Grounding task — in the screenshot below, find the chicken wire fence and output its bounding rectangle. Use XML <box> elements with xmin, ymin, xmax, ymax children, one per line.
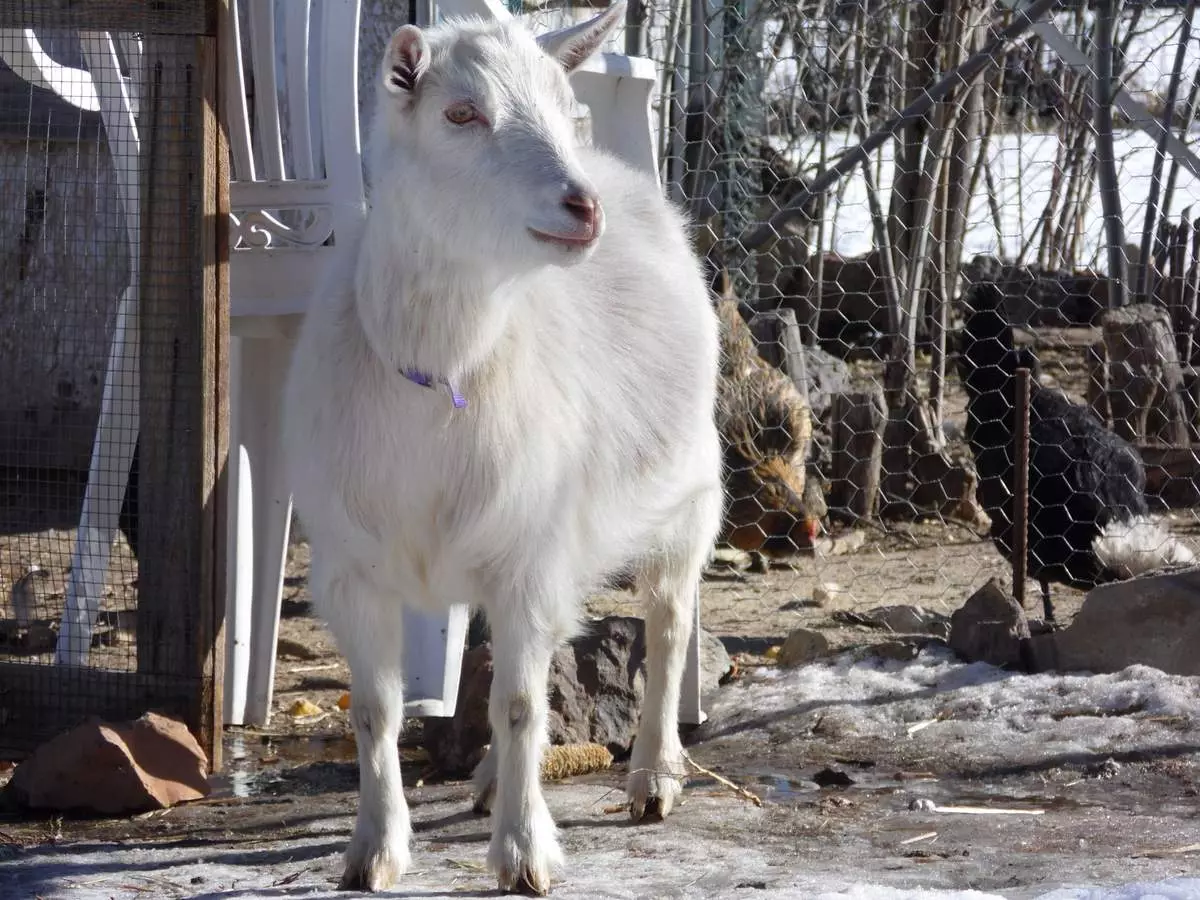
<box><xmin>0</xmin><ymin>2</ymin><xmax>224</xmax><ymax>761</ymax></box>
<box><xmin>515</xmin><ymin>0</ymin><xmax>1200</xmax><ymax>636</ymax></box>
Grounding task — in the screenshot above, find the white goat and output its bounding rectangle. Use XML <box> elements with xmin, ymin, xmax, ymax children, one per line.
<box><xmin>282</xmin><ymin>2</ymin><xmax>723</xmax><ymax>893</ymax></box>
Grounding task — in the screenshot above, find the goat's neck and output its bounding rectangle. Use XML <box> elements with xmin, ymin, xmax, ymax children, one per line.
<box><xmin>353</xmin><ymin>209</ymin><xmax>514</xmax><ymax>382</ymax></box>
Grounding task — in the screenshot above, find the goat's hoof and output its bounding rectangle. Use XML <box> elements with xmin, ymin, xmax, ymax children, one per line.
<box><xmin>498</xmin><ymin>866</ymin><xmax>553</xmax><ymax>896</ymax></box>
<box><xmin>339</xmin><ymin>837</ymin><xmax>410</xmax><ymax>892</ymax></box>
<box><xmin>631</xmin><ymin>796</ymin><xmax>667</xmax><ymax>822</ymax></box>
<box><xmin>472</xmin><ymin>792</ymin><xmax>493</xmax><ymax>816</ymax></box>
<box><xmin>627</xmin><ymin>767</ymin><xmax>682</xmax><ymax>823</ymax></box>
<box><xmin>489</xmin><ymin>807</ymin><xmax>562</xmax><ymax>897</ymax></box>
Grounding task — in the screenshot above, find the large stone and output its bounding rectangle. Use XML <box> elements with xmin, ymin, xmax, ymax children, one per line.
<box><xmin>423</xmin><ymin>616</ymin><xmax>732</xmax><ymax>776</ymax></box>
<box><xmin>801</xmin><ymin>344</ymin><xmax>853</xmax><ymax>421</ymax></box>
<box><xmin>858</xmin><ymin>605</ymin><xmax>951</xmax><ymax>638</ymax></box>
<box><xmin>1031</xmin><ymin>570</ymin><xmax>1200</xmax><ymax>676</ymax></box>
<box><xmin>777</xmin><ymin>627</ymin><xmax>831</xmax><ymax>668</ymax></box>
<box><xmin>423</xmin><ymin>644</ymin><xmax>495</xmax><ymax>777</ymax></box>
<box><xmin>5</xmin><ymin>712</ymin><xmax>210</xmax><ymax>814</ymax></box>
<box><xmin>948</xmin><ymin>579</ymin><xmax>1032</xmax><ymax>669</ymax></box>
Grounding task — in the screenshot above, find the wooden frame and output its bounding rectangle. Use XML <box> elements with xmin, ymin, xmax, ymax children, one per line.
<box><xmin>0</xmin><ymin>1</ymin><xmax>227</xmax><ymax>770</ymax></box>
<box><xmin>0</xmin><ymin>1</ymin><xmax>209</xmax><ymax>34</ymax></box>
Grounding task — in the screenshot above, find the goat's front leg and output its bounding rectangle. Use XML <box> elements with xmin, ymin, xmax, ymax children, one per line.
<box><xmin>319</xmin><ymin>569</ymin><xmax>412</xmax><ymax>892</ymax></box>
<box><xmin>486</xmin><ymin>611</ymin><xmax>561</xmax><ymax>895</ymax></box>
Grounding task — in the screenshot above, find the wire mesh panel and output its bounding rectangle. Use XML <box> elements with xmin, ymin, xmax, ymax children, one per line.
<box><xmin>511</xmin><ymin>0</ymin><xmax>1200</xmax><ymax>642</ymax></box>
<box><xmin>0</xmin><ymin>1</ymin><xmax>225</xmax><ymax>764</ymax></box>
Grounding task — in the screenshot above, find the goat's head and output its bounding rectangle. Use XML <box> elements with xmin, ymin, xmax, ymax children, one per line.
<box><xmin>369</xmin><ymin>3</ymin><xmax>625</xmax><ymax>269</ymax></box>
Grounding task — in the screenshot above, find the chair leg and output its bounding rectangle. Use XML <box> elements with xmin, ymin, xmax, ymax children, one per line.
<box><xmin>403</xmin><ymin>603</ymin><xmax>472</xmax><ymax>718</ymax></box>
<box><xmin>679</xmin><ymin>582</ymin><xmax>707</xmax><ymax>726</ymax></box>
<box><xmin>223</xmin><ymin>335</ymin><xmax>295</xmax><ymax>727</ymax></box>
<box><xmin>56</xmin><ymin>288</ymin><xmax>140</xmax><ymax>667</ymax></box>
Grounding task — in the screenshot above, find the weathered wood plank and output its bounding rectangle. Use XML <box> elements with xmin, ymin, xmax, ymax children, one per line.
<box><xmin>135</xmin><ymin>36</ymin><xmax>213</xmax><ymax>704</ymax></box>
<box><xmin>1139</xmin><ymin>444</ymin><xmax>1200</xmax><ymax>510</ymax></box>
<box><xmin>0</xmin><ymin>1</ymin><xmax>211</xmax><ymax>35</ymax></box>
<box><xmin>196</xmin><ymin>24</ymin><xmax>227</xmax><ymax>772</ymax></box>
<box><xmin>1102</xmin><ymin>303</ymin><xmax>1189</xmax><ymax>445</ymax></box>
<box><xmin>829</xmin><ymin>389</ymin><xmax>886</xmax><ymax>520</ymax></box>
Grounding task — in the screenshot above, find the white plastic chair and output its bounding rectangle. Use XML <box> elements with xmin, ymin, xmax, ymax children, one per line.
<box><xmin>10</xmin><ymin>0</ymin><xmax>706</xmax><ymax>729</ymax></box>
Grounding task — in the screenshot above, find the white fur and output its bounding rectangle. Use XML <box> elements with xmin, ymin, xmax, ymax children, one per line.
<box><xmin>282</xmin><ymin>4</ymin><xmax>723</xmax><ymax>894</ymax></box>
<box><xmin>1093</xmin><ymin>515</ymin><xmax>1197</xmax><ymax>580</ymax></box>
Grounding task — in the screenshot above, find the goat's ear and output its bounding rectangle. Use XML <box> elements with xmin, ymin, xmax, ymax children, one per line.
<box><xmin>536</xmin><ymin>1</ymin><xmax>626</xmax><ymax>73</ymax></box>
<box><xmin>384</xmin><ymin>25</ymin><xmax>430</xmax><ymax>96</ymax></box>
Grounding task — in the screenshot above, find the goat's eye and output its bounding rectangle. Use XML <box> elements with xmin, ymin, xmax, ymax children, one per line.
<box><xmin>444</xmin><ymin>103</ymin><xmax>479</xmax><ymax>125</ymax></box>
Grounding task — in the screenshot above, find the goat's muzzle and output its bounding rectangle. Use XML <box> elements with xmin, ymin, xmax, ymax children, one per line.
<box><xmin>528</xmin><ymin>188</ymin><xmax>604</xmax><ymax>250</ymax></box>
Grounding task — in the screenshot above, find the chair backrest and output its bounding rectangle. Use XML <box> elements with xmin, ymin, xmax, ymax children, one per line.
<box><xmin>223</xmin><ymin>0</ymin><xmax>367</xmax><ymax>319</ymax></box>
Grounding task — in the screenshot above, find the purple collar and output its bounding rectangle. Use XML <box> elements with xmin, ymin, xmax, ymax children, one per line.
<box><xmin>401</xmin><ymin>368</ymin><xmax>467</xmax><ymax>408</ymax></box>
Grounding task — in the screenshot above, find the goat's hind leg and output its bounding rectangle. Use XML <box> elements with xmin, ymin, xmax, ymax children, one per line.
<box><xmin>628</xmin><ymin>489</ymin><xmax>722</xmax><ymax>823</ymax></box>
<box><xmin>316</xmin><ymin>563</ymin><xmax>413</xmax><ymax>892</ymax></box>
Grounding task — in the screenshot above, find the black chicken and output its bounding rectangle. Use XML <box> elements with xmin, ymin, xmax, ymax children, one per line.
<box><xmin>956</xmin><ymin>283</ymin><xmax>1194</xmax><ymax>621</ymax></box>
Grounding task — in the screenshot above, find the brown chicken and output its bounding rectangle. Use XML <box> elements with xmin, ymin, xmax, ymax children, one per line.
<box><xmin>715</xmin><ymin>297</ymin><xmax>821</xmax><ymax>557</ymax></box>
<box><xmin>599</xmin><ymin>296</ymin><xmax>821</xmax><ymax>594</ymax></box>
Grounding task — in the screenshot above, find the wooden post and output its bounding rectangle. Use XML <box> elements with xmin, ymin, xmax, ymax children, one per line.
<box><xmin>1086</xmin><ymin>340</ymin><xmax>1110</xmax><ymax>427</ymax></box>
<box><xmin>137</xmin><ymin>10</ymin><xmax>227</xmax><ymax>770</ymax></box>
<box><xmin>1101</xmin><ymin>303</ymin><xmax>1189</xmax><ymax>445</ymax></box>
<box><xmin>201</xmin><ymin>9</ymin><xmax>230</xmax><ymax>772</ymax></box>
<box><xmin>747</xmin><ymin>308</ymin><xmax>811</xmax><ymax>404</ymax></box>
<box><xmin>1013</xmin><ymin>368</ymin><xmax>1031</xmax><ymax>612</ymax></box>
<box><xmin>829</xmin><ymin>389</ymin><xmax>886</xmax><ymax>520</ymax></box>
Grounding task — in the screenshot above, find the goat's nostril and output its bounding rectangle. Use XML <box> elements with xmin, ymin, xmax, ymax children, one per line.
<box><xmin>562</xmin><ymin>192</ymin><xmax>597</xmax><ymax>227</ymax></box>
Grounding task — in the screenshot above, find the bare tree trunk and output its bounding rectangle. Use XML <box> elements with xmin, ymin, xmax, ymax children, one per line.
<box><xmin>931</xmin><ymin>0</ymin><xmax>990</xmax><ymax>424</ymax></box>
<box><xmin>1137</xmin><ymin>0</ymin><xmax>1196</xmax><ymax>302</ymax></box>
<box><xmin>1095</xmin><ymin>0</ymin><xmax>1128</xmax><ymax>307</ymax></box>
<box><xmin>887</xmin><ymin>0</ymin><xmax>942</xmax><ymax>289</ymax></box>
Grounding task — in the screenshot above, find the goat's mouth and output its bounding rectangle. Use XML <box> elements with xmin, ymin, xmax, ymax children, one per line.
<box><xmin>527</xmin><ymin>226</ymin><xmax>599</xmax><ymax>250</ymax></box>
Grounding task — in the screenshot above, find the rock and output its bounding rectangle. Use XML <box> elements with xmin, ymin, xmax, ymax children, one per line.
<box><xmin>1030</xmin><ymin>570</ymin><xmax>1200</xmax><ymax>676</ymax></box>
<box><xmin>859</xmin><ymin>605</ymin><xmax>951</xmax><ymax>638</ymax></box>
<box><xmin>423</xmin><ymin>644</ymin><xmax>495</xmax><ymax>776</ymax></box>
<box><xmin>549</xmin><ymin>616</ymin><xmax>647</xmax><ymax>753</ymax></box>
<box><xmin>698</xmin><ymin>630</ymin><xmax>733</xmax><ymax>694</ymax></box>
<box><xmin>811</xmin><ymin>582</ymin><xmax>846</xmax><ymax>607</ymax></box>
<box><xmin>801</xmin><ymin>344</ymin><xmax>853</xmax><ymax>421</ymax></box>
<box><xmin>6</xmin><ymin>712</ymin><xmax>209</xmax><ymax>814</ymax></box>
<box><xmin>777</xmin><ymin>627</ymin><xmax>831</xmax><ymax>668</ymax></box>
<box><xmin>423</xmin><ymin>617</ymin><xmax>733</xmax><ymax>776</ymax></box>
<box><xmin>948</xmin><ymin>579</ymin><xmax>1032</xmax><ymax>669</ymax></box>
<box><xmin>711</xmin><ymin>547</ymin><xmax>752</xmax><ymax>570</ymax></box>
<box><xmin>811</xmin><ymin>766</ymin><xmax>855</xmax><ymax>788</ymax></box>
<box><xmin>811</xmin><ymin>530</ymin><xmax>867</xmax><ymax>558</ymax></box>
<box><xmin>872</xmin><ymin>639</ymin><xmax>926</xmax><ymax>662</ymax></box>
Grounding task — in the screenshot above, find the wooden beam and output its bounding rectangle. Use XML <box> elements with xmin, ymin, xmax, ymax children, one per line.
<box><xmin>197</xmin><ymin>20</ymin><xmax>229</xmax><ymax>773</ymax></box>
<box><xmin>0</xmin><ymin>1</ymin><xmax>211</xmax><ymax>35</ymax></box>
<box><xmin>136</xmin><ymin>24</ymin><xmax>225</xmax><ymax>769</ymax></box>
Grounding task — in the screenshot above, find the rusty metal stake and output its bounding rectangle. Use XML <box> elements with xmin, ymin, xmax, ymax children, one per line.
<box><xmin>1013</xmin><ymin>367</ymin><xmax>1032</xmax><ymax>610</ymax></box>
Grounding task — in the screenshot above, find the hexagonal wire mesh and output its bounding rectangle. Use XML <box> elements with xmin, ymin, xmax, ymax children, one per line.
<box><xmin>524</xmin><ymin>0</ymin><xmax>1200</xmax><ymax>639</ymax></box>
<box><xmin>0</xmin><ymin>2</ymin><xmax>224</xmax><ymax>761</ymax></box>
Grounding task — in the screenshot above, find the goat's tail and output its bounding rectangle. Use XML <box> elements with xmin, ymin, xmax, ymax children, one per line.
<box><xmin>1093</xmin><ymin>514</ymin><xmax>1198</xmax><ymax>579</ymax></box>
